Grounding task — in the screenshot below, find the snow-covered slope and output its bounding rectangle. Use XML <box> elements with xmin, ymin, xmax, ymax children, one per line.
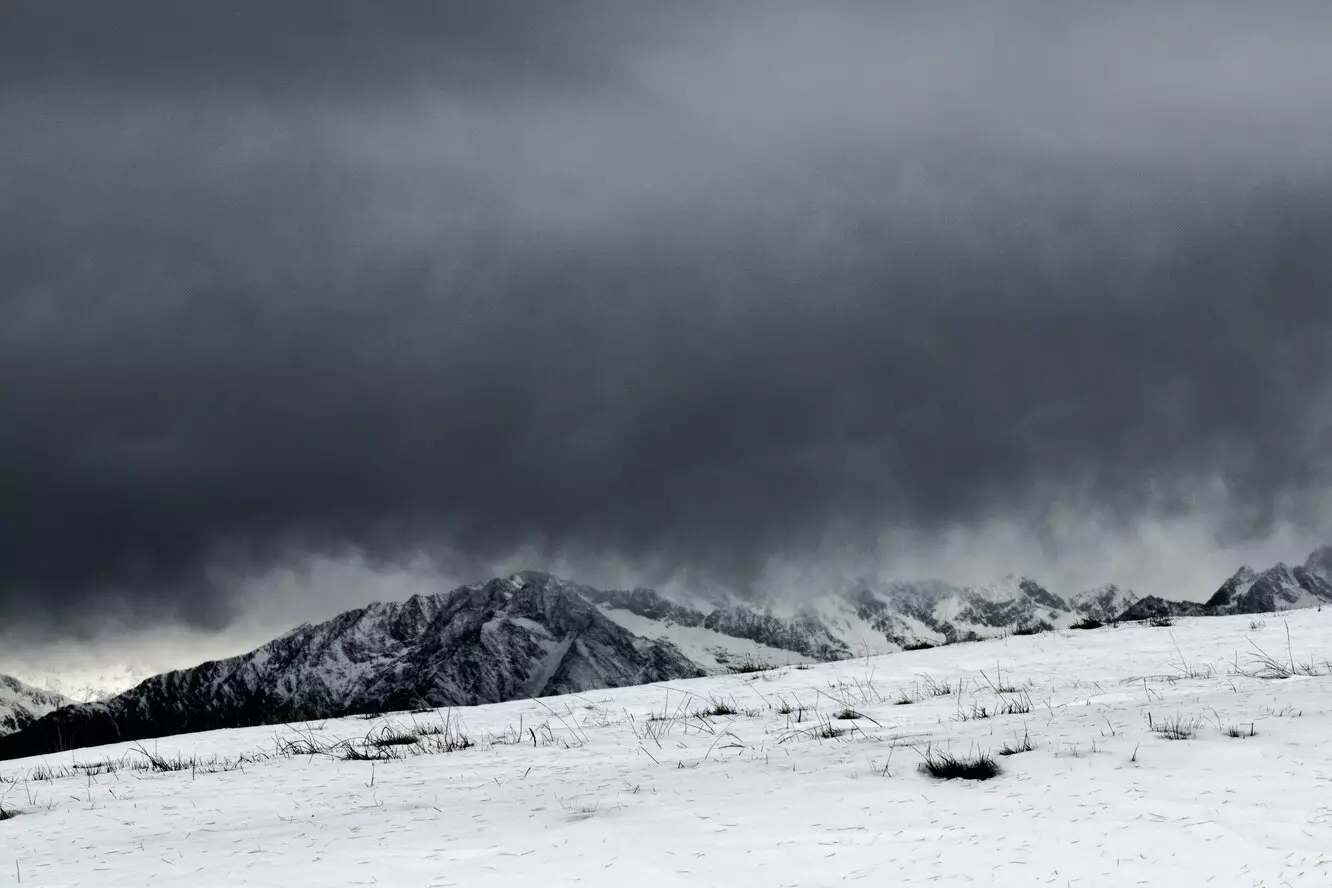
<box><xmin>0</xmin><ymin>675</ymin><xmax>69</xmax><ymax>736</ymax></box>
<box><xmin>0</xmin><ymin>573</ymin><xmax>703</xmax><ymax>761</ymax></box>
<box><xmin>2</xmin><ymin>608</ymin><xmax>1330</xmax><ymax>886</ymax></box>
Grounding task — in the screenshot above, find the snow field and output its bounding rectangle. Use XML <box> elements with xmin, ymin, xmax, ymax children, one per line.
<box><xmin>2</xmin><ymin>609</ymin><xmax>1331</xmax><ymax>887</ymax></box>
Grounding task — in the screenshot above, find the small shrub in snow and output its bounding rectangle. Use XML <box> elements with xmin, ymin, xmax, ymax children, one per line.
<box><xmin>1071</xmin><ymin>617</ymin><xmax>1104</xmax><ymax>630</ymax></box>
<box><xmin>919</xmin><ymin>747</ymin><xmax>1000</xmax><ymax>781</ymax></box>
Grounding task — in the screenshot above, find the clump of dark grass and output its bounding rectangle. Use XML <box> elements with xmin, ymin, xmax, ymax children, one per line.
<box><xmin>979</xmin><ymin>668</ymin><xmax>1020</xmax><ymax>694</ymax></box>
<box><xmin>421</xmin><ymin>731</ymin><xmax>475</xmax><ymax>754</ymax></box>
<box><xmin>727</xmin><ymin>656</ymin><xmax>773</xmax><ymax>674</ymax></box>
<box><xmin>132</xmin><ymin>744</ymin><xmax>192</xmax><ymax>773</ymax></box>
<box><xmin>1224</xmin><ymin>723</ymin><xmax>1256</xmax><ymax>739</ymax></box>
<box><xmin>777</xmin><ymin>716</ymin><xmax>848</xmax><ymax>744</ymax></box>
<box><xmin>998</xmin><ymin>731</ymin><xmax>1035</xmax><ymax>756</ymax></box>
<box><xmin>0</xmin><ymin>804</ymin><xmax>17</xmax><ymax>822</ymax></box>
<box><xmin>695</xmin><ymin>697</ymin><xmax>739</xmax><ymax>718</ymax></box>
<box><xmin>962</xmin><ymin>703</ymin><xmax>992</xmax><ymax>721</ymax></box>
<box><xmin>366</xmin><ymin>727</ymin><xmax>422</xmax><ymax>749</ymax></box>
<box><xmin>834</xmin><ymin>707</ymin><xmax>863</xmax><ymax>720</ymax></box>
<box><xmin>72</xmin><ymin>759</ymin><xmax>124</xmax><ymax>777</ymax></box>
<box><xmin>921</xmin><ymin>676</ymin><xmax>953</xmax><ymax>697</ymax></box>
<box><xmin>1151</xmin><ymin>714</ymin><xmax>1197</xmax><ymax>740</ymax></box>
<box><xmin>775</xmin><ymin>698</ymin><xmax>794</xmax><ymax>715</ymax></box>
<box><xmin>919</xmin><ymin>746</ymin><xmax>1001</xmax><ymax>780</ymax></box>
<box><xmin>26</xmin><ymin>764</ymin><xmax>76</xmax><ymax>782</ymax></box>
<box><xmin>339</xmin><ymin>744</ymin><xmax>401</xmax><ymax>762</ymax></box>
<box><xmin>418</xmin><ymin>710</ymin><xmax>474</xmax><ymax>753</ymax></box>
<box><xmin>1245</xmin><ymin>624</ymin><xmax>1325</xmax><ymax>679</ymax></box>
<box><xmin>1071</xmin><ymin>617</ymin><xmax>1104</xmax><ymax>630</ymax></box>
<box><xmin>902</xmin><ymin>640</ymin><xmax>935</xmax><ymax>651</ymax></box>
<box><xmin>813</xmin><ymin>718</ymin><xmax>847</xmax><ymax>740</ymax></box>
<box><xmin>276</xmin><ymin>735</ymin><xmax>332</xmax><ymax>757</ymax></box>
<box><xmin>1012</xmin><ymin>623</ymin><xmax>1050</xmax><ymax>637</ymax></box>
<box><xmin>997</xmin><ymin>696</ymin><xmax>1033</xmax><ymax>716</ymax></box>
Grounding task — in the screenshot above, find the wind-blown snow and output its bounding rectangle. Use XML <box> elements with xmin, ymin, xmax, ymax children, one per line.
<box><xmin>2</xmin><ymin>608</ymin><xmax>1330</xmax><ymax>886</ymax></box>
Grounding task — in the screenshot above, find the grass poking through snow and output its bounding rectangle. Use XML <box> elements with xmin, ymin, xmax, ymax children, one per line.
<box><xmin>918</xmin><ymin>746</ymin><xmax>1001</xmax><ymax>781</ymax></box>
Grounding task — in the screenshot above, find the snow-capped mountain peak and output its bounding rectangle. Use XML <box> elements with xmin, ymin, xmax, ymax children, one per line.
<box><xmin>0</xmin><ymin>674</ymin><xmax>71</xmax><ymax>736</ymax></box>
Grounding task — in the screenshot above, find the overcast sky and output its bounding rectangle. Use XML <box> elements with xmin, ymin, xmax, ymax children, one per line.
<box><xmin>4</xmin><ymin>1</ymin><xmax>1332</xmax><ymax>661</ymax></box>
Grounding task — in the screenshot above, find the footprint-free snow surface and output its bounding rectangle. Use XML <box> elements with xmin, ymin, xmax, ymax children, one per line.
<box><xmin>3</xmin><ymin>609</ymin><xmax>1330</xmax><ymax>886</ymax></box>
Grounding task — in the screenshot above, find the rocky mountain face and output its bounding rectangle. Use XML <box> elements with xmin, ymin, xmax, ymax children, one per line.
<box><xmin>4</xmin><ymin>547</ymin><xmax>1328</xmax><ymax>760</ymax></box>
<box><xmin>0</xmin><ymin>574</ymin><xmax>703</xmax><ymax>761</ymax></box>
<box><xmin>0</xmin><ymin>675</ymin><xmax>70</xmax><ymax>736</ymax></box>
<box><xmin>1118</xmin><ymin>549</ymin><xmax>1332</xmax><ymax>620</ymax></box>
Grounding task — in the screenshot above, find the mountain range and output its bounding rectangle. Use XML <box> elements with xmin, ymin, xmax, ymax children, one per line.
<box><xmin>2</xmin><ymin>547</ymin><xmax>1329</xmax><ymax>760</ymax></box>
<box><xmin>0</xmin><ymin>675</ymin><xmax>70</xmax><ymax>736</ymax></box>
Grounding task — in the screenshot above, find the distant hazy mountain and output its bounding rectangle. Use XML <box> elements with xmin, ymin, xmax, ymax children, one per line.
<box><xmin>0</xmin><ymin>675</ymin><xmax>70</xmax><ymax>736</ymax></box>
<box><xmin>3</xmin><ymin>548</ymin><xmax>1328</xmax><ymax>760</ymax></box>
<box><xmin>584</xmin><ymin>574</ymin><xmax>1138</xmax><ymax>667</ymax></box>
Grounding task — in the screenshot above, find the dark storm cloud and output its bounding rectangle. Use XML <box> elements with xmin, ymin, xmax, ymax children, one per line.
<box><xmin>5</xmin><ymin>1</ymin><xmax>1332</xmax><ymax>632</ymax></box>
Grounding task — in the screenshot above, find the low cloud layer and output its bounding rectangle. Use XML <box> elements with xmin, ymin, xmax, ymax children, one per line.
<box><xmin>4</xmin><ymin>1</ymin><xmax>1332</xmax><ymax>641</ymax></box>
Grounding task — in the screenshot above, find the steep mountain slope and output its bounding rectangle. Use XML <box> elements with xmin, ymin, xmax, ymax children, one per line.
<box><xmin>1204</xmin><ymin>556</ymin><xmax>1332</xmax><ymax>614</ymax></box>
<box><xmin>0</xmin><ymin>574</ymin><xmax>703</xmax><ymax>761</ymax></box>
<box><xmin>0</xmin><ymin>675</ymin><xmax>70</xmax><ymax>735</ymax></box>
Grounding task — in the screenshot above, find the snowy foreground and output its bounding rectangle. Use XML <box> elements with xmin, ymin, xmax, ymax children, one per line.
<box><xmin>3</xmin><ymin>610</ymin><xmax>1331</xmax><ymax>887</ymax></box>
